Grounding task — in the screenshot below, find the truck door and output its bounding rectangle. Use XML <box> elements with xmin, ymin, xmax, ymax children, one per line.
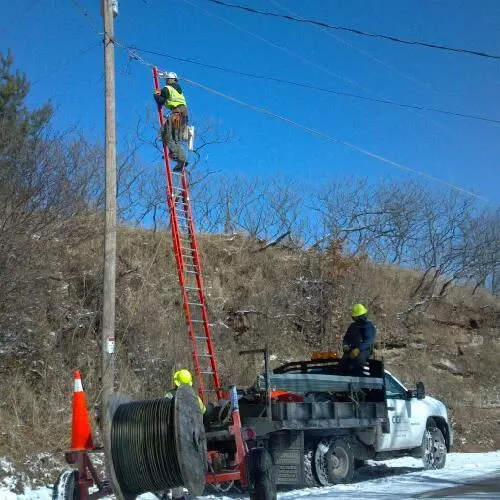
<box><xmin>375</xmin><ymin>373</ymin><xmax>413</xmax><ymax>451</ymax></box>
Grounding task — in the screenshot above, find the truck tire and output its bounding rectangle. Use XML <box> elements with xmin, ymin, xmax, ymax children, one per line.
<box><xmin>246</xmin><ymin>448</ymin><xmax>277</xmax><ymax>500</ymax></box>
<box><xmin>421</xmin><ymin>427</ymin><xmax>447</xmax><ymax>470</ymax></box>
<box><xmin>52</xmin><ymin>469</ymin><xmax>80</xmax><ymax>500</ymax></box>
<box><xmin>304</xmin><ymin>442</ymin><xmax>319</xmax><ymax>487</ymax></box>
<box><xmin>354</xmin><ymin>459</ymin><xmax>366</xmax><ymax>469</ymax></box>
<box><xmin>315</xmin><ymin>438</ymin><xmax>355</xmax><ymax>486</ymax></box>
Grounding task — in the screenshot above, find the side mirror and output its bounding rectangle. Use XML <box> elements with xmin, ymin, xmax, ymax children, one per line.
<box><xmin>416</xmin><ymin>381</ymin><xmax>425</xmax><ymax>400</ymax></box>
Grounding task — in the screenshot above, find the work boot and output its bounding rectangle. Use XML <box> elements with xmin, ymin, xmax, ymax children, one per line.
<box><xmin>173</xmin><ymin>160</ymin><xmax>188</xmax><ymax>172</ymax></box>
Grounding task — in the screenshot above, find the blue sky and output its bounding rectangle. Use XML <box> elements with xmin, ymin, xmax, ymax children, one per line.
<box><xmin>3</xmin><ymin>0</ymin><xmax>499</xmax><ymax>203</ymax></box>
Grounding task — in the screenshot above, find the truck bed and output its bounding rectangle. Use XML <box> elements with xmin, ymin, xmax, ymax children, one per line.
<box><xmin>261</xmin><ymin>373</ymin><xmax>384</xmax><ymax>393</ymax></box>
<box><xmin>238</xmin><ymin>358</ymin><xmax>388</xmax><ymax>435</ymax></box>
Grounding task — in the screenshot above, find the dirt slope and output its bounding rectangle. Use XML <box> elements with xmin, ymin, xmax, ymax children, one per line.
<box><xmin>0</xmin><ymin>227</ymin><xmax>499</xmax><ymax>477</ymax></box>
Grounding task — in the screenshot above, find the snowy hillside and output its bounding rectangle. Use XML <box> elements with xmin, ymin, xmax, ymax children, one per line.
<box><xmin>2</xmin><ymin>452</ymin><xmax>500</xmax><ymax>500</ymax></box>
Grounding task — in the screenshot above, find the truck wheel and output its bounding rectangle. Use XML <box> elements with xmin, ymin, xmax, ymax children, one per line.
<box><xmin>422</xmin><ymin>428</ymin><xmax>447</xmax><ymax>470</ymax></box>
<box><xmin>246</xmin><ymin>448</ymin><xmax>277</xmax><ymax>500</ymax></box>
<box><xmin>314</xmin><ymin>438</ymin><xmax>355</xmax><ymax>486</ymax></box>
<box><xmin>304</xmin><ymin>442</ymin><xmax>319</xmax><ymax>487</ymax></box>
<box><xmin>354</xmin><ymin>459</ymin><xmax>366</xmax><ymax>469</ymax></box>
<box><xmin>52</xmin><ymin>469</ymin><xmax>80</xmax><ymax>500</ymax></box>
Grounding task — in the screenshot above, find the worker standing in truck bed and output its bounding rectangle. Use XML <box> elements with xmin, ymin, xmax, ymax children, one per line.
<box><xmin>340</xmin><ymin>304</ymin><xmax>376</xmax><ymax>375</ymax></box>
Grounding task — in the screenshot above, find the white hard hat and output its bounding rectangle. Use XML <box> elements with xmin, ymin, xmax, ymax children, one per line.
<box><xmin>166</xmin><ymin>72</ymin><xmax>178</xmax><ymax>80</ymax></box>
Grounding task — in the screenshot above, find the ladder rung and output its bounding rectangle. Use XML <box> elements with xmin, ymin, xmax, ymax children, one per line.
<box><xmin>194</xmin><ymin>335</ymin><xmax>208</xmax><ymax>339</ymax></box>
<box><xmin>191</xmin><ymin>319</ymin><xmax>206</xmax><ymax>324</ymax></box>
<box><xmin>201</xmin><ymin>371</ymin><xmax>215</xmax><ymax>375</ymax></box>
<box><xmin>180</xmin><ymin>246</ymin><xmax>193</xmax><ymax>252</ymax></box>
<box><xmin>199</xmin><ymin>354</ymin><xmax>213</xmax><ymax>357</ymax></box>
<box><xmin>188</xmin><ymin>302</ymin><xmax>203</xmax><ymax>307</ymax></box>
<box><xmin>184</xmin><ymin>270</ymin><xmax>198</xmax><ymax>274</ymax></box>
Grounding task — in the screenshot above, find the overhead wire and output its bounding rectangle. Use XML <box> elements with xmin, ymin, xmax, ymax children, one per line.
<box><xmin>71</xmin><ymin>0</ymin><xmax>500</xmax><ymax>126</ymax></box>
<box><xmin>179</xmin><ymin>0</ymin><xmax>379</xmax><ymax>99</ymax></box>
<box><xmin>268</xmin><ymin>0</ymin><xmax>446</xmax><ymax>100</ymax></box>
<box><xmin>202</xmin><ymin>0</ymin><xmax>500</xmax><ymax>61</ymax></box>
<box><xmin>67</xmin><ymin>0</ymin><xmax>491</xmax><ymax>201</ymax></box>
<box><xmin>129</xmin><ymin>47</ymin><xmax>500</xmax><ymax>126</ymax></box>
<box><xmin>69</xmin><ymin>0</ymin><xmax>102</xmax><ymax>35</ymax></box>
<box><xmin>180</xmin><ymin>77</ymin><xmax>488</xmax><ymax>201</ymax></box>
<box><xmin>180</xmin><ymin>0</ymin><xmax>498</xmax><ymax>152</ymax></box>
<box><xmin>0</xmin><ymin>0</ymin><xmax>41</xmax><ymax>36</ymax></box>
<box><xmin>31</xmin><ymin>42</ymin><xmax>101</xmax><ymax>87</ymax></box>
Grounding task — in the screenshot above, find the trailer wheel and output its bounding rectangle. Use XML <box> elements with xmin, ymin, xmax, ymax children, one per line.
<box><xmin>422</xmin><ymin>428</ymin><xmax>447</xmax><ymax>470</ymax></box>
<box><xmin>246</xmin><ymin>448</ymin><xmax>277</xmax><ymax>500</ymax></box>
<box><xmin>52</xmin><ymin>469</ymin><xmax>80</xmax><ymax>500</ymax></box>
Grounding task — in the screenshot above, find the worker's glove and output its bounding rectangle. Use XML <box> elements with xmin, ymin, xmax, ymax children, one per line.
<box><xmin>342</xmin><ymin>344</ymin><xmax>350</xmax><ymax>353</ymax></box>
<box><xmin>153</xmin><ymin>91</ymin><xmax>165</xmax><ymax>106</ymax></box>
<box><xmin>350</xmin><ymin>348</ymin><xmax>360</xmax><ymax>359</ymax></box>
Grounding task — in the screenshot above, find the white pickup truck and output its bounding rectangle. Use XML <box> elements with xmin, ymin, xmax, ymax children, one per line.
<box><xmin>238</xmin><ymin>357</ymin><xmax>453</xmax><ymax>493</ymax></box>
<box><xmin>362</xmin><ymin>370</ymin><xmax>451</xmax><ymax>468</ymax></box>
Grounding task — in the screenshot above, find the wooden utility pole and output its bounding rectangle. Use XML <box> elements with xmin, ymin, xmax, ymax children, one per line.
<box><xmin>101</xmin><ymin>0</ymin><xmax>123</xmax><ymax>498</ymax></box>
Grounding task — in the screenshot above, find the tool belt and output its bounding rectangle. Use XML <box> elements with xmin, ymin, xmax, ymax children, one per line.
<box><xmin>170</xmin><ymin>105</ymin><xmax>188</xmax><ymax>129</ymax></box>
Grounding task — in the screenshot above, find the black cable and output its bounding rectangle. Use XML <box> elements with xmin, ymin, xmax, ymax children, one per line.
<box><xmin>111</xmin><ymin>397</ymin><xmax>184</xmax><ymax>494</ymax></box>
<box><xmin>202</xmin><ymin>0</ymin><xmax>500</xmax><ymax>61</ymax></box>
<box><xmin>131</xmin><ymin>46</ymin><xmax>500</xmax><ymax>126</ymax></box>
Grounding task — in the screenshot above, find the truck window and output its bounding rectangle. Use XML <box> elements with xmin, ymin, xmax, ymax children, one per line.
<box><xmin>385</xmin><ymin>374</ymin><xmax>407</xmax><ymax>400</ymax></box>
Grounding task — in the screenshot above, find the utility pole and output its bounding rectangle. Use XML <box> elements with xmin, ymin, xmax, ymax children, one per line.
<box><xmin>101</xmin><ymin>0</ymin><xmax>123</xmax><ymax>498</ymax></box>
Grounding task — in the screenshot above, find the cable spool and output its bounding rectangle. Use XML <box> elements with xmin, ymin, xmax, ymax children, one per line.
<box><xmin>111</xmin><ymin>385</ymin><xmax>207</xmax><ymax>496</ymax></box>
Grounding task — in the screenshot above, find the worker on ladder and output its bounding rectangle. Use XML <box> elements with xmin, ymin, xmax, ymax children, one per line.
<box><xmin>154</xmin><ymin>72</ymin><xmax>189</xmax><ymax>172</ymax></box>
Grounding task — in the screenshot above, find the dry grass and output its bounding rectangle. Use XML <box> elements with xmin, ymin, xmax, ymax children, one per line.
<box><xmin>1</xmin><ymin>225</ymin><xmax>500</xmax><ymax>479</ymax></box>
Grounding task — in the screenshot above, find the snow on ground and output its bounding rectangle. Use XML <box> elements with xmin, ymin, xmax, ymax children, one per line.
<box><xmin>1</xmin><ymin>452</ymin><xmax>500</xmax><ymax>500</ymax></box>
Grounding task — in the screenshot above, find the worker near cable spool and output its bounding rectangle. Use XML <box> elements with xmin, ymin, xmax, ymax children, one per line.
<box><xmin>154</xmin><ymin>71</ymin><xmax>189</xmax><ymax>172</ymax></box>
<box><xmin>165</xmin><ymin>368</ymin><xmax>207</xmax><ymax>413</ymax></box>
<box><xmin>164</xmin><ymin>369</ymin><xmax>206</xmax><ymax>500</ymax></box>
<box><xmin>340</xmin><ymin>304</ymin><xmax>376</xmax><ymax>375</ymax></box>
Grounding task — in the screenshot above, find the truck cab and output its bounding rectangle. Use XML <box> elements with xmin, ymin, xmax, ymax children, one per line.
<box><xmin>372</xmin><ymin>371</ymin><xmax>451</xmax><ymax>467</ymax></box>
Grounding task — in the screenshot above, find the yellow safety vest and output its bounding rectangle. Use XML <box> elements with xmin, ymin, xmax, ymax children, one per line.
<box><xmin>165</xmin><ymin>388</ymin><xmax>206</xmax><ymax>414</ymax></box>
<box><xmin>166</xmin><ymin>85</ymin><xmax>187</xmax><ymax>109</ymax></box>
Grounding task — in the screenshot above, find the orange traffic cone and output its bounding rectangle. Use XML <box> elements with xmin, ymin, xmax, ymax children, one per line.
<box><xmin>70</xmin><ymin>370</ymin><xmax>94</xmax><ymax>451</ymax></box>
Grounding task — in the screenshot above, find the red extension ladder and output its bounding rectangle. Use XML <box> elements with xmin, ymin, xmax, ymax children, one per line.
<box><xmin>153</xmin><ymin>67</ymin><xmax>222</xmax><ymax>402</ymax></box>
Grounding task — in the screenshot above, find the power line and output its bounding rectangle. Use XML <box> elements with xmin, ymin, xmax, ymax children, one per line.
<box><xmin>180</xmin><ymin>0</ymin><xmax>495</xmax><ymax>145</ymax></box>
<box><xmin>181</xmin><ymin>0</ymin><xmax>380</xmax><ymax>100</ymax></box>
<box><xmin>72</xmin><ymin>0</ymin><xmax>497</xmax><ymax>126</ymax></box>
<box><xmin>181</xmin><ymin>76</ymin><xmax>488</xmax><ymax>201</ymax></box>
<box><xmin>130</xmin><ymin>47</ymin><xmax>500</xmax><ymax>126</ymax></box>
<box><xmin>31</xmin><ymin>42</ymin><xmax>101</xmax><ymax>87</ymax></box>
<box><xmin>268</xmin><ymin>0</ymin><xmax>446</xmax><ymax>101</ymax></box>
<box><xmin>69</xmin><ymin>0</ymin><xmax>101</xmax><ymax>35</ymax></box>
<box><xmin>202</xmin><ymin>0</ymin><xmax>500</xmax><ymax>61</ymax></box>
<box><xmin>66</xmin><ymin>0</ymin><xmax>491</xmax><ymax>200</ymax></box>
